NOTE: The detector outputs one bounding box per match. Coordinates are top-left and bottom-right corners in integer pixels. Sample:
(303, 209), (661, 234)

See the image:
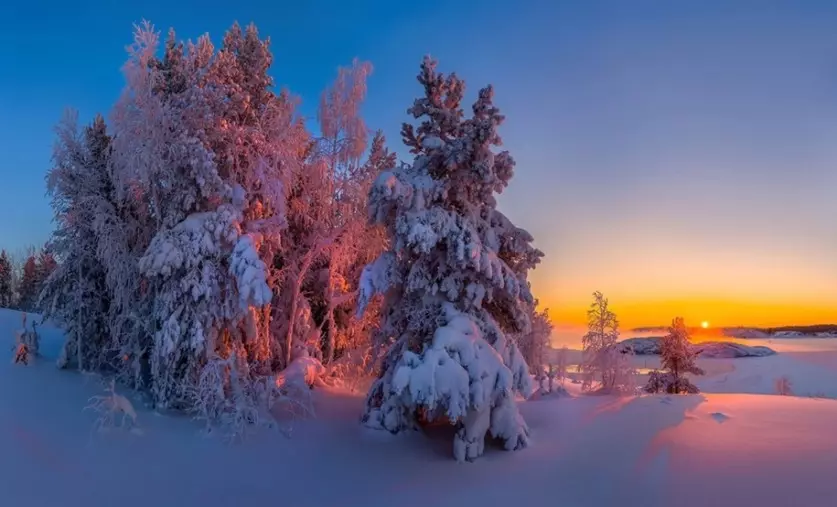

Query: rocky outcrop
(616, 337), (775, 358)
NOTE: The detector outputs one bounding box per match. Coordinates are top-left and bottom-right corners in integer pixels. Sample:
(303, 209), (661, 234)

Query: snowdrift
(2, 308), (837, 507)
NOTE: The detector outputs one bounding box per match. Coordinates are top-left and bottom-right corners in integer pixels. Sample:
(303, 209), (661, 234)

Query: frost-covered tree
(517, 301), (552, 382)
(112, 22), (273, 411)
(357, 57), (543, 462)
(581, 291), (618, 390)
(646, 317), (704, 394)
(40, 112), (114, 372)
(581, 291), (633, 393)
(0, 250), (12, 308)
(316, 59), (373, 365)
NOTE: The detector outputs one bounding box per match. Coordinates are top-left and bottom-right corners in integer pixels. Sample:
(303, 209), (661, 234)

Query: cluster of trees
(580, 292), (704, 395)
(0, 246), (56, 311)
(35, 21), (551, 451)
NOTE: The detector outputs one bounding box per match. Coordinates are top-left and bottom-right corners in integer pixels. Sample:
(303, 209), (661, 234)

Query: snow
(3, 308), (837, 506)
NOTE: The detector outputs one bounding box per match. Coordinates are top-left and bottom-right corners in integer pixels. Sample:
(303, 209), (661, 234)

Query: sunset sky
(2, 1), (836, 328)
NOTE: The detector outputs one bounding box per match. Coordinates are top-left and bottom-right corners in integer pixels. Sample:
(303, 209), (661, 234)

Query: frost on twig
(85, 378), (139, 434)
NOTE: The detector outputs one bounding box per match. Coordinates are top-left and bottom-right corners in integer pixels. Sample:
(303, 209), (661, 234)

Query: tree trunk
(324, 264), (336, 364)
(77, 260), (84, 372)
(284, 248), (318, 368)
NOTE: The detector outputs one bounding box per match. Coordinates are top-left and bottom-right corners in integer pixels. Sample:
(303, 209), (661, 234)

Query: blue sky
(2, 0), (836, 325)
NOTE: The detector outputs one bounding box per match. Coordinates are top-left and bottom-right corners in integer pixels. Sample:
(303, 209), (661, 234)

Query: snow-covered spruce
(357, 57), (543, 462)
(139, 192), (272, 408)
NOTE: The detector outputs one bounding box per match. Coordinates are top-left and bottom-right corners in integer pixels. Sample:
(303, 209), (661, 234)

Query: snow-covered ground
(2, 308), (837, 507)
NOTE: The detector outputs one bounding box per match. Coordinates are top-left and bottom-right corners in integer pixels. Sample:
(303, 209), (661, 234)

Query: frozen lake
(551, 324), (837, 353)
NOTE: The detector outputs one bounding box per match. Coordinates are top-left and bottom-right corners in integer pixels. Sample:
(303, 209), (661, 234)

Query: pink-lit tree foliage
(37, 21), (405, 437)
(38, 22), (547, 450)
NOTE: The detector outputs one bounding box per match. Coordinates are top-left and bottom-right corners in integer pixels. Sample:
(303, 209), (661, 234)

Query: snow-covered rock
(693, 342), (776, 358)
(723, 328), (771, 339)
(616, 337), (776, 358)
(616, 337), (664, 355)
(774, 331), (804, 338)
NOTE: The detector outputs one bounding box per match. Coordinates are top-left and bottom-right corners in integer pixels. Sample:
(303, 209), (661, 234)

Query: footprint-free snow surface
(2, 309), (836, 507)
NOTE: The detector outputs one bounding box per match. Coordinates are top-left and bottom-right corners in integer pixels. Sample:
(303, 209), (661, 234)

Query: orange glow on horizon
(543, 296), (837, 329)
(525, 234), (837, 330)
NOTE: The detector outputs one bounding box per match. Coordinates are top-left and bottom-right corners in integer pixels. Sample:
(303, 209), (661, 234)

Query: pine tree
(17, 255), (40, 311)
(0, 250), (11, 308)
(357, 57), (543, 462)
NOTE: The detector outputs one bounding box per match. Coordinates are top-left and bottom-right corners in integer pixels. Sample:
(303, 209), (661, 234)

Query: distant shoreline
(631, 324), (837, 335)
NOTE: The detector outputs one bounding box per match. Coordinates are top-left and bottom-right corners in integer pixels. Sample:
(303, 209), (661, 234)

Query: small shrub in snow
(775, 376), (793, 396)
(12, 314), (39, 365)
(644, 370), (700, 395)
(188, 346), (283, 441)
(85, 379), (139, 433)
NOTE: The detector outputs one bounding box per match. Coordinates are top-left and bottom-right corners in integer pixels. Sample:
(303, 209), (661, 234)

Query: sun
(701, 321), (710, 329)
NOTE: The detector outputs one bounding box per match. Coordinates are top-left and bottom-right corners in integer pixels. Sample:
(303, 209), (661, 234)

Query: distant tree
(0, 250), (11, 307)
(36, 247), (57, 286)
(555, 345), (569, 388)
(775, 375), (793, 396)
(517, 301), (553, 383)
(581, 291), (633, 393)
(17, 255), (40, 311)
(646, 317), (704, 394)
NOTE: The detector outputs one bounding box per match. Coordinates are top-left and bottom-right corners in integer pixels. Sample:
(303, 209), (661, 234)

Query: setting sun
(701, 321), (710, 329)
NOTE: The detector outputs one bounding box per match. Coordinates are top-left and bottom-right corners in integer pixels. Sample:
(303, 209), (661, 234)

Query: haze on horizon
(2, 0), (836, 329)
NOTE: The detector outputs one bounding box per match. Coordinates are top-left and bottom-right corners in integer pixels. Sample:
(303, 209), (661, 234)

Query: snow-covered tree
(517, 301), (552, 382)
(646, 317), (704, 394)
(112, 22), (275, 411)
(0, 250), (12, 308)
(581, 291), (617, 390)
(357, 57), (543, 462)
(40, 112), (114, 372)
(581, 291), (633, 393)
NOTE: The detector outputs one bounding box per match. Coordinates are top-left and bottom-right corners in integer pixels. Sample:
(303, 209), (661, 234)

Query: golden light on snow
(701, 321), (710, 329)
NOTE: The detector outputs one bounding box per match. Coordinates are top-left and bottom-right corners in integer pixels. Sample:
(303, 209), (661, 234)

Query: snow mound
(383, 305), (530, 462)
(710, 412), (730, 423)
